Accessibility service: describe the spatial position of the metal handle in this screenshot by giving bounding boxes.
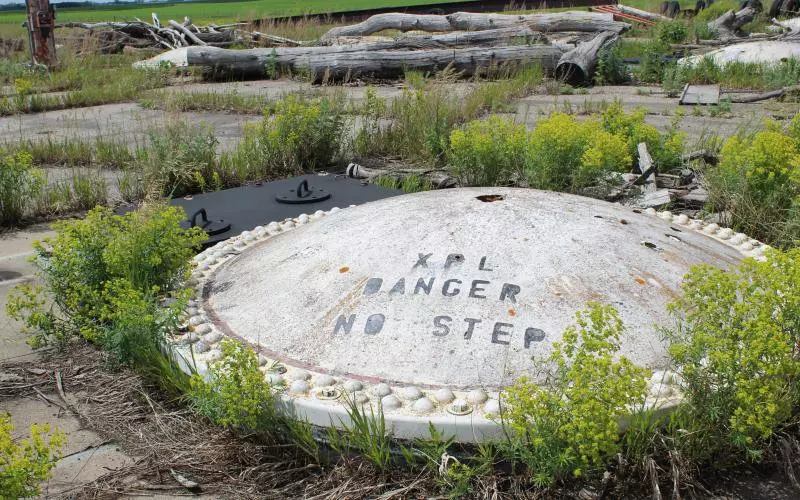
[296,180,311,199]
[189,208,209,229]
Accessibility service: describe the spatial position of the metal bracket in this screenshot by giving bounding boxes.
[275,179,331,204]
[183,208,231,236]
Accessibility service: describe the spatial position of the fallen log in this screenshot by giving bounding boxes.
[320,11,629,40]
[135,44,565,80]
[555,31,618,85]
[728,84,800,103]
[321,13,453,39]
[194,30,236,44]
[387,25,544,49]
[708,6,757,39]
[446,11,630,34]
[345,163,456,188]
[616,4,672,22]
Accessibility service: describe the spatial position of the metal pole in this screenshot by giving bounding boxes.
[24,0,57,67]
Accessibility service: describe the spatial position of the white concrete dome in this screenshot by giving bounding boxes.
[174,188,766,441]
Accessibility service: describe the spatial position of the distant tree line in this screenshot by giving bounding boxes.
[0,1,185,12]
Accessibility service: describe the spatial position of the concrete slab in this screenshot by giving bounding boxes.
[0,103,261,152]
[0,285,38,363]
[0,396,135,497]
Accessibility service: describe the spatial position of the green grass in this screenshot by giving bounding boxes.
[1,53,171,116]
[0,0,469,25]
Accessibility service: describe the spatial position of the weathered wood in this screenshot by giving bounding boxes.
[194,30,236,44]
[708,6,757,39]
[682,149,718,164]
[639,188,673,208]
[387,25,544,49]
[181,44,564,80]
[446,11,630,34]
[636,142,656,185]
[321,13,453,39]
[320,11,630,40]
[168,19,206,46]
[728,84,800,103]
[345,163,456,189]
[555,31,618,85]
[617,4,672,22]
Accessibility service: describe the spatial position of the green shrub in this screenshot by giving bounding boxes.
[666,248,800,460]
[0,414,65,499]
[595,46,631,85]
[600,102,684,171]
[525,113,632,191]
[706,116,800,247]
[353,87,388,158]
[188,339,279,431]
[327,394,393,470]
[7,205,205,363]
[136,121,219,198]
[385,86,465,165]
[228,94,347,180]
[663,57,800,92]
[447,116,528,186]
[503,303,649,486]
[0,152,43,226]
[635,41,671,83]
[657,21,688,44]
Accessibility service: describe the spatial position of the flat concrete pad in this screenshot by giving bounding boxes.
[0,396,135,496]
[0,103,261,152]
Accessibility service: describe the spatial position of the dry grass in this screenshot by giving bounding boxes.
[0,342,437,498]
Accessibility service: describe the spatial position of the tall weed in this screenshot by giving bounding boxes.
[0,152,43,226]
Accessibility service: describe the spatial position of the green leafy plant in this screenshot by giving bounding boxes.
[7,205,204,365]
[705,115,800,247]
[666,248,800,460]
[600,101,684,171]
[635,41,671,84]
[327,394,393,470]
[228,94,347,180]
[265,48,279,79]
[447,116,528,186]
[136,121,219,198]
[595,46,631,86]
[657,21,688,44]
[524,112,632,191]
[189,339,280,431]
[503,303,649,486]
[0,413,65,499]
[0,152,44,226]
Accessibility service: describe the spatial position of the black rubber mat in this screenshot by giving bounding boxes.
[170,174,403,246]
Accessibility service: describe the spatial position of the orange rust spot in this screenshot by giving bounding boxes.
[508,308,516,317]
[339,266,350,273]
[634,277,646,285]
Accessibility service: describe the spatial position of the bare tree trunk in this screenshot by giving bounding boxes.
[446,11,630,34]
[555,31,618,85]
[617,4,672,22]
[321,13,453,40]
[320,11,629,40]
[708,7,757,39]
[170,44,564,81]
[345,163,457,189]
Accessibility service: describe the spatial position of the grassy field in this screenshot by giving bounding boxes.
[0,0,471,25]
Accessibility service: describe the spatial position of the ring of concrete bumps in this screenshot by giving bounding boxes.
[168,203,769,438]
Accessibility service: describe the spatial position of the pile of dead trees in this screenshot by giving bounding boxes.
[58,13,244,53]
[133,11,631,84]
